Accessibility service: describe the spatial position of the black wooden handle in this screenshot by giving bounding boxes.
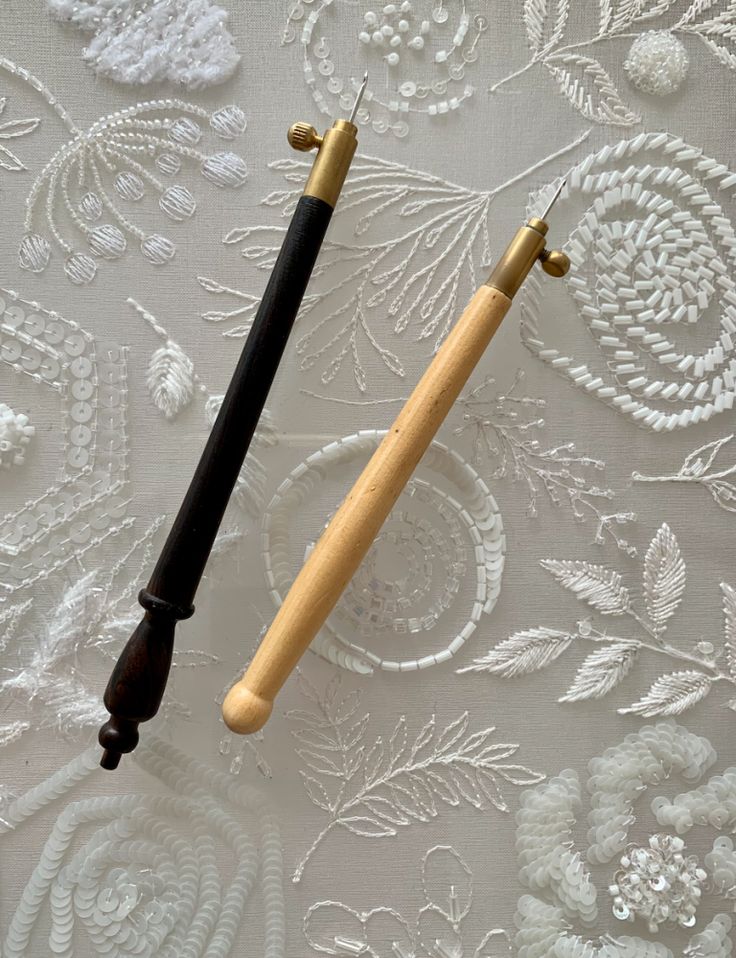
[99,194,334,768]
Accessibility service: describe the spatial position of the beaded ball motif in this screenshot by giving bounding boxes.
[624,30,689,97]
[0,403,34,469]
[609,834,706,934]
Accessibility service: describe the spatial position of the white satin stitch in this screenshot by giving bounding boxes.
[47,0,240,89]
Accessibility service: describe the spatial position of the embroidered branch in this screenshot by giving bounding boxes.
[454,370,637,553]
[289,672,545,883]
[492,0,735,124]
[460,522,736,718]
[633,435,736,513]
[0,94,39,171]
[198,131,590,393]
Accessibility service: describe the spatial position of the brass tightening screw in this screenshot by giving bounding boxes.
[539,248,571,277]
[287,122,323,152]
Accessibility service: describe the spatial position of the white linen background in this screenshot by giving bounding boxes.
[1,1,736,955]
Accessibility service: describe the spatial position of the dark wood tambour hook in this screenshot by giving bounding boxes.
[98,75,369,770]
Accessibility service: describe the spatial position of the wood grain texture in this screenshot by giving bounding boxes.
[99,195,334,767]
[223,284,512,734]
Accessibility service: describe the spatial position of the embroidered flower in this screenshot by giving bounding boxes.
[624,31,689,96]
[522,133,736,432]
[513,721,733,956]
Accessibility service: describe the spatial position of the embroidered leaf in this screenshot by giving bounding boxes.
[559,641,639,702]
[545,54,639,125]
[458,628,574,677]
[541,559,631,614]
[699,33,736,69]
[523,0,570,53]
[676,0,721,26]
[146,340,194,421]
[681,435,733,478]
[0,117,40,139]
[604,0,679,33]
[710,479,736,512]
[619,671,712,716]
[289,675,544,882]
[642,523,686,636]
[0,143,25,171]
[722,582,736,679]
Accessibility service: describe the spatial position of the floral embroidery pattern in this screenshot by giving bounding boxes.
[281,0,488,139]
[263,430,504,675]
[633,434,736,513]
[453,370,637,553]
[0,288,129,595]
[512,720,734,957]
[521,133,736,432]
[47,0,241,89]
[131,298,277,516]
[492,0,736,124]
[461,522,736,717]
[0,517,217,746]
[0,735,285,958]
[289,673,545,882]
[198,131,590,393]
[0,95,39,171]
[0,58,247,285]
[304,844,511,957]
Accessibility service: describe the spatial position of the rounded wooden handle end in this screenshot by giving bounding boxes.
[222,682,273,734]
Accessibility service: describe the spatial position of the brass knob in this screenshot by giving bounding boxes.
[287,122,323,152]
[539,248,570,278]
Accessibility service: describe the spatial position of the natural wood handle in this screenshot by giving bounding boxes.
[222,284,512,733]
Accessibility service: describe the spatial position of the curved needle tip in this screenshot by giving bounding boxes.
[349,72,369,123]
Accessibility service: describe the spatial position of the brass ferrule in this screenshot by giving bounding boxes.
[485,217,549,299]
[303,119,358,209]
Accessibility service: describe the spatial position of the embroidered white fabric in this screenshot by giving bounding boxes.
[1,2,736,956]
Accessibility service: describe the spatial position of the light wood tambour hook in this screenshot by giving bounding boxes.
[222,181,571,735]
[98,75,369,770]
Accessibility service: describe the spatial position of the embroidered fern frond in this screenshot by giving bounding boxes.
[146,339,195,421]
[545,54,639,125]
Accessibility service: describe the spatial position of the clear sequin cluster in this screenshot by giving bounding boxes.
[281,0,487,137]
[609,834,705,932]
[0,736,285,958]
[263,430,504,674]
[624,31,689,97]
[0,289,128,595]
[522,133,736,432]
[0,402,34,468]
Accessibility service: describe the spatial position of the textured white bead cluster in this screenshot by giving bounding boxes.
[652,766,736,832]
[609,834,705,932]
[516,771,598,922]
[358,2,430,65]
[586,722,716,864]
[0,402,34,469]
[624,31,689,97]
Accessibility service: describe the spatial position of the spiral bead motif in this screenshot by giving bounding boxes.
[522,133,736,432]
[1,736,285,958]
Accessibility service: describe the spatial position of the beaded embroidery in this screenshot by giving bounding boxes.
[281,0,488,139]
[0,289,129,595]
[492,1,736,124]
[289,672,545,882]
[47,0,240,89]
[0,403,34,469]
[263,429,504,675]
[461,522,736,718]
[0,94,40,171]
[0,58,247,284]
[0,735,285,958]
[304,843,511,957]
[198,130,589,392]
[521,133,736,432]
[513,721,735,958]
[633,435,736,513]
